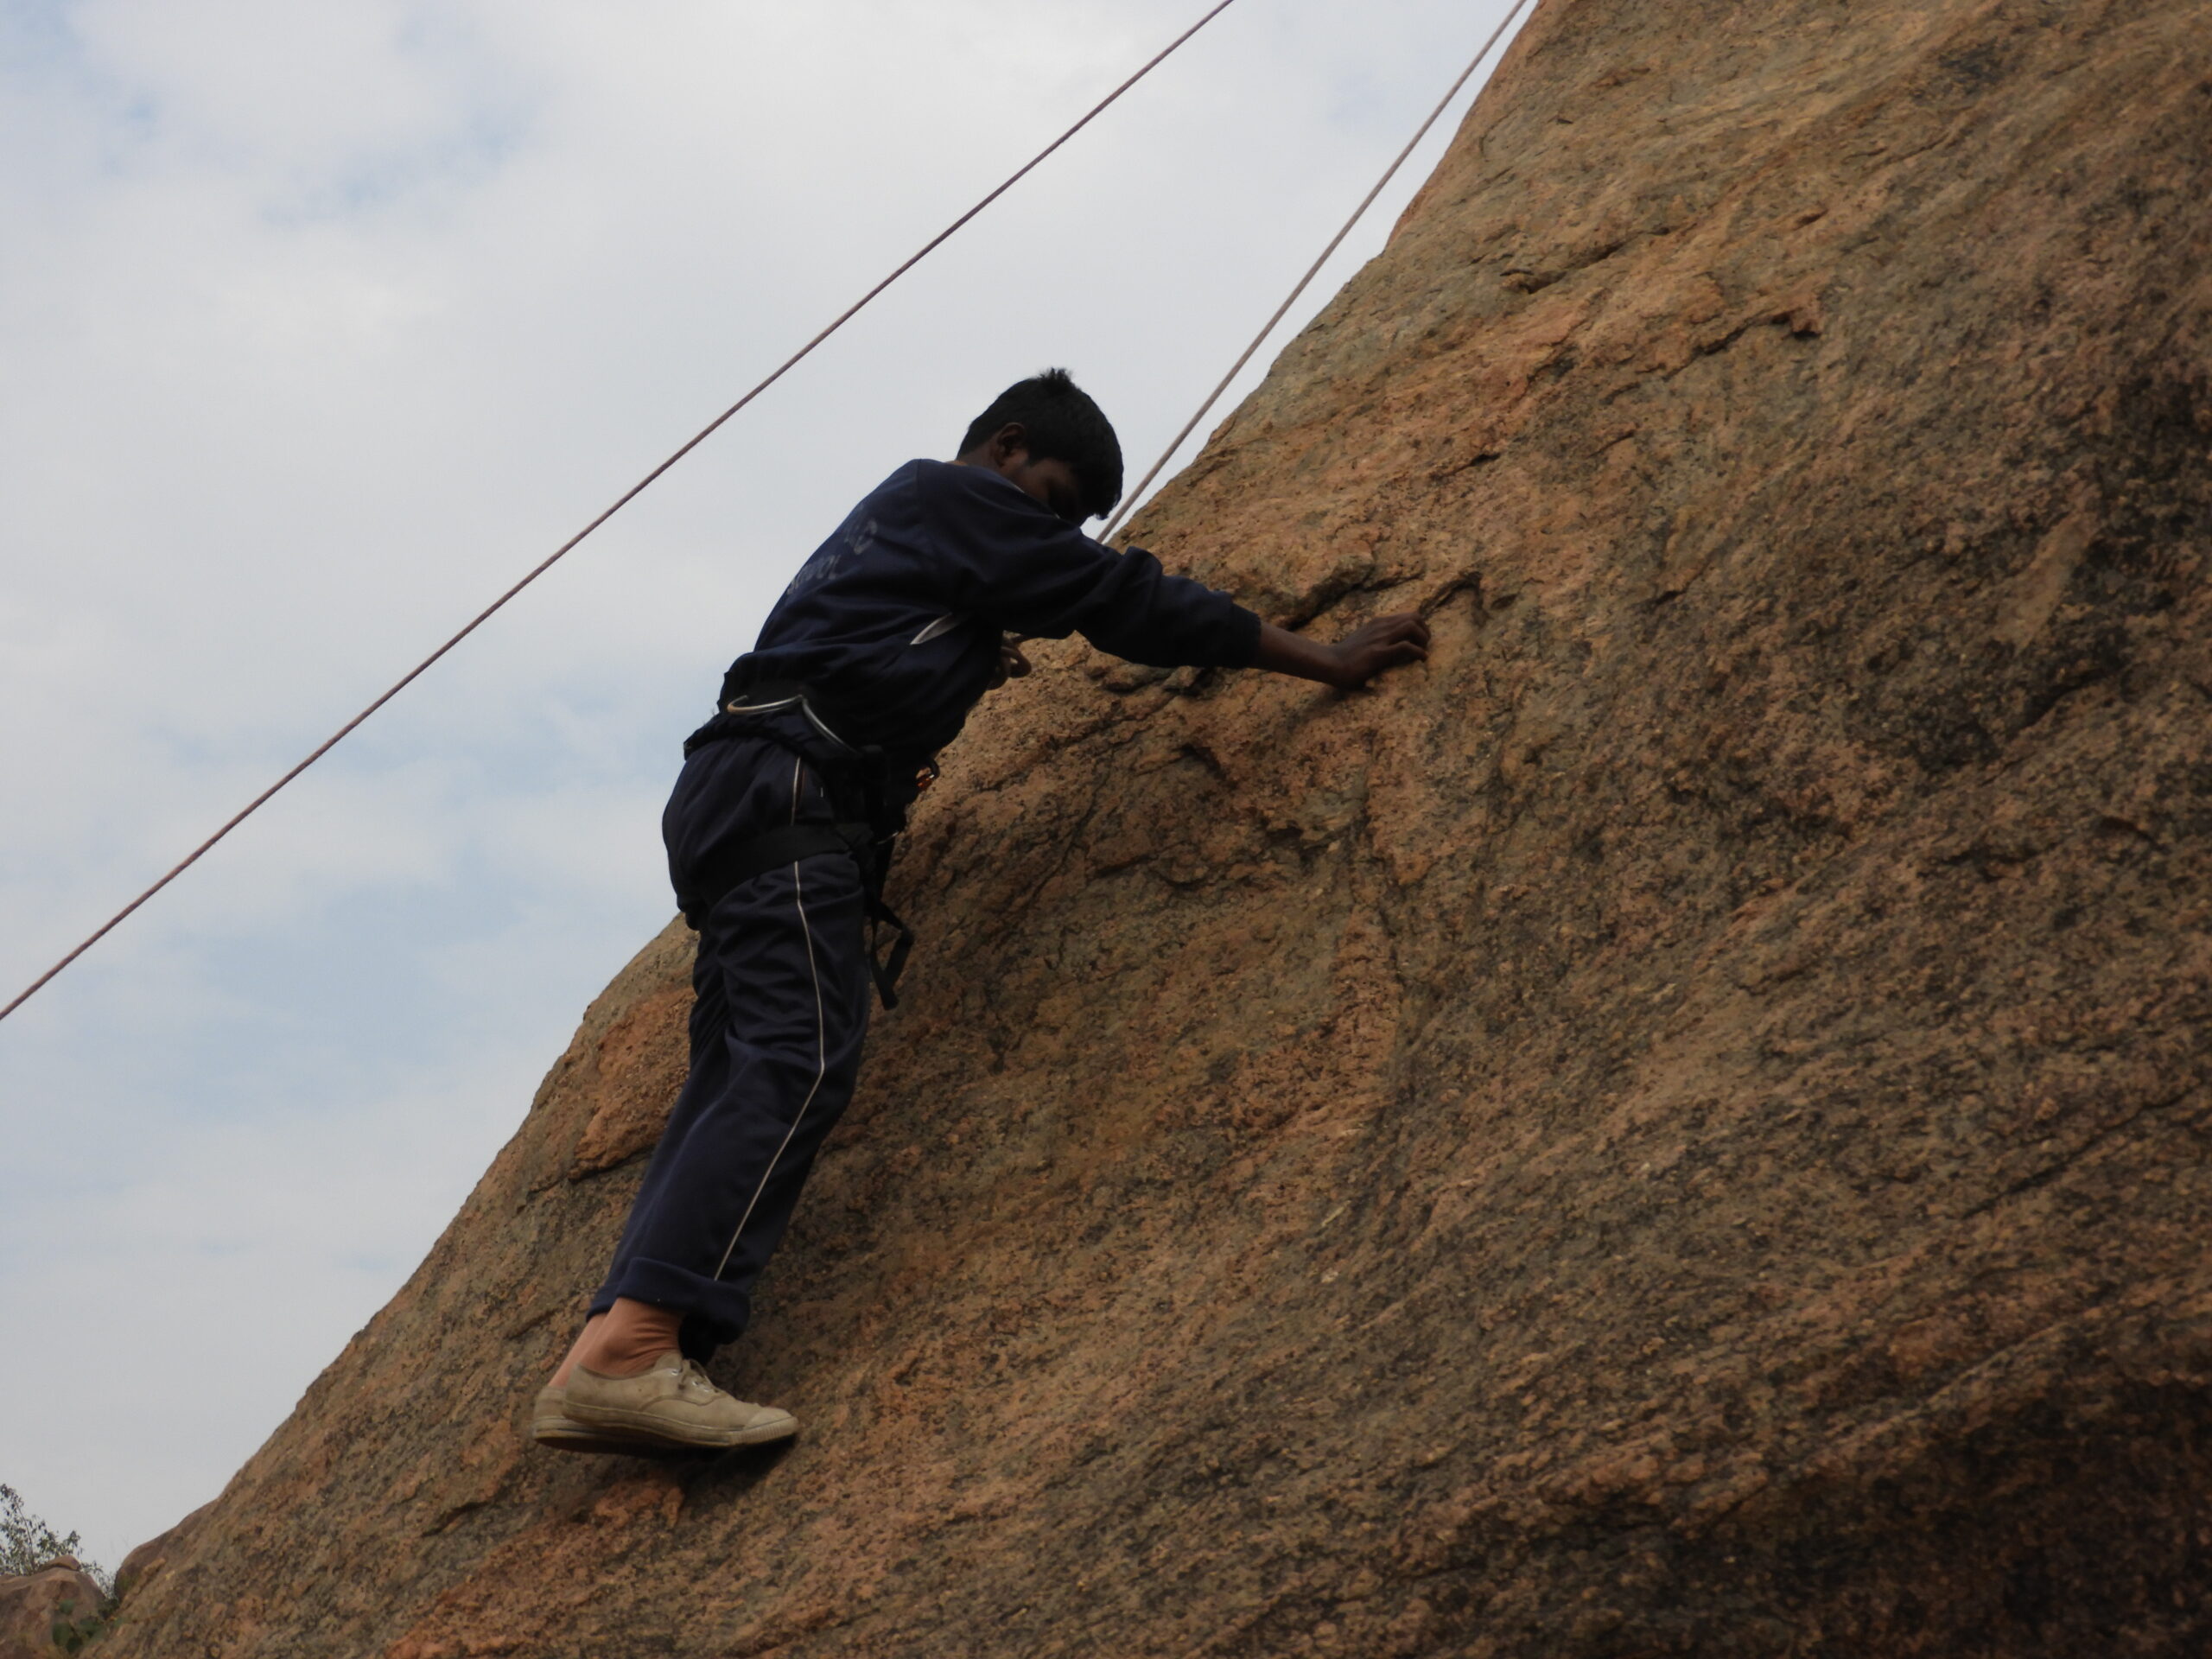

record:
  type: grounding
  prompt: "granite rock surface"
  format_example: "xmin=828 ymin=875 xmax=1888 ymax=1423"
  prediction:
xmin=110 ymin=0 xmax=2212 ymax=1652
xmin=111 ymin=1501 xmax=212 ymax=1605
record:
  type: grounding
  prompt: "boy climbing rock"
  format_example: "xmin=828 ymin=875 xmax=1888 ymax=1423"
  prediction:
xmin=533 ymin=369 xmax=1429 ymax=1452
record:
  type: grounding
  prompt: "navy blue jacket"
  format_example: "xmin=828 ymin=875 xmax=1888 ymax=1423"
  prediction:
xmin=722 ymin=460 xmax=1261 ymax=762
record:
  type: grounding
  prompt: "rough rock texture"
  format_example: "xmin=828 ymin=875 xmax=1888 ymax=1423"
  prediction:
xmin=0 ymin=1563 xmax=106 ymax=1659
xmin=112 ymin=0 xmax=2212 ymax=1653
xmin=112 ymin=1501 xmax=212 ymax=1605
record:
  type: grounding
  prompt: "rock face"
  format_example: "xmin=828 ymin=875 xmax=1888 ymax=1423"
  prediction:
xmin=110 ymin=0 xmax=2212 ymax=1653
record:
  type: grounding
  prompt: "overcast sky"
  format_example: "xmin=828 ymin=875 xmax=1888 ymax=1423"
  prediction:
xmin=0 ymin=0 xmax=1524 ymax=1567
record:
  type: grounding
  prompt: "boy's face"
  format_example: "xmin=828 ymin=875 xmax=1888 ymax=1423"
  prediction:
xmin=958 ymin=422 xmax=1090 ymax=524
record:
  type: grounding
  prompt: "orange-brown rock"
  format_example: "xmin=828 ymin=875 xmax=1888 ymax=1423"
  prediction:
xmin=111 ymin=1500 xmax=211 ymax=1604
xmin=110 ymin=0 xmax=2212 ymax=1652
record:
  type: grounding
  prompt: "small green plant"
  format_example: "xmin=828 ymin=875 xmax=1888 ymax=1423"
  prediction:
xmin=51 ymin=1595 xmax=109 ymax=1653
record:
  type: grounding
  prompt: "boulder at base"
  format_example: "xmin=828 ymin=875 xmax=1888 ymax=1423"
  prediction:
xmin=105 ymin=0 xmax=2212 ymax=1653
xmin=0 ymin=1563 xmax=106 ymax=1659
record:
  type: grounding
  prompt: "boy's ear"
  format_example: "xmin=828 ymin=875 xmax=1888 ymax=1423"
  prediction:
xmin=957 ymin=421 xmax=1032 ymax=471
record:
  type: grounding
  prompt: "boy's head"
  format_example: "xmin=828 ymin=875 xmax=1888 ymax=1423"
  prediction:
xmin=956 ymin=368 xmax=1122 ymax=524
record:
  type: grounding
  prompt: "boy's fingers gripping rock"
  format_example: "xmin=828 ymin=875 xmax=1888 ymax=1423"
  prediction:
xmin=1335 ymin=612 xmax=1431 ymax=688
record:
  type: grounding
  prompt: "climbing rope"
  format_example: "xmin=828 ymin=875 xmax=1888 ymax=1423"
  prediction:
xmin=0 ymin=0 xmax=1243 ymax=1026
xmin=1100 ymin=0 xmax=1536 ymax=542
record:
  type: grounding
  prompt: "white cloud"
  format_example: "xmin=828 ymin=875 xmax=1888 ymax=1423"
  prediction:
xmin=0 ymin=0 xmax=1527 ymax=1565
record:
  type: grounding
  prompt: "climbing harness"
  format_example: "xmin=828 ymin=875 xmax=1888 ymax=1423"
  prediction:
xmin=676 ymin=685 xmax=925 ymax=1009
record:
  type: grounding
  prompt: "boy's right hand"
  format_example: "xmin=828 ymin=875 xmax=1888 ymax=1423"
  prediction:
xmin=1254 ymin=613 xmax=1431 ymax=690
xmin=988 ymin=633 xmax=1033 ymax=691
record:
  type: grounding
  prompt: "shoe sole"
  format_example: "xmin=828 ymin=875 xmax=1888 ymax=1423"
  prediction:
xmin=531 ymin=1414 xmax=691 ymax=1458
xmin=563 ymin=1405 xmax=798 ymax=1451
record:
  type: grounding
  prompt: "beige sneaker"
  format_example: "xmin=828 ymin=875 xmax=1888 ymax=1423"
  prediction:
xmin=563 ymin=1352 xmax=798 ymax=1450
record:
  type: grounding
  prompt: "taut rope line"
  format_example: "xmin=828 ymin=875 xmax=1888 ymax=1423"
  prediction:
xmin=0 ymin=0 xmax=1244 ymax=1027
xmin=1099 ymin=0 xmax=1536 ymax=542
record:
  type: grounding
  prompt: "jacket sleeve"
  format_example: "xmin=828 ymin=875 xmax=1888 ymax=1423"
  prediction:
xmin=919 ymin=467 xmax=1262 ymax=669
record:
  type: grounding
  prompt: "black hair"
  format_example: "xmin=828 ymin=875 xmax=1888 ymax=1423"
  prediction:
xmin=958 ymin=368 xmax=1123 ymax=519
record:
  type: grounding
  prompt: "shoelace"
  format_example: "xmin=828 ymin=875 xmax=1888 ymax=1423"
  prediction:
xmin=676 ymin=1358 xmax=721 ymax=1400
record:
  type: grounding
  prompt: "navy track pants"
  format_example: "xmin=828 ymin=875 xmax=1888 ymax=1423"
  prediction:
xmin=590 ymin=725 xmax=874 ymax=1353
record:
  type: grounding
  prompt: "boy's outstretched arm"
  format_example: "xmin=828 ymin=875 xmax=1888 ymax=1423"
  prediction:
xmin=988 ymin=613 xmax=1432 ymax=694
xmin=1252 ymin=612 xmax=1431 ymax=690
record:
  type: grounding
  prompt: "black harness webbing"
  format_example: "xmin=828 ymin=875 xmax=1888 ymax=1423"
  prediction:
xmin=678 ymin=691 xmax=920 ymax=1010
xmin=690 ymin=821 xmax=864 ymax=896
xmin=681 ymin=818 xmax=916 ymax=1009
